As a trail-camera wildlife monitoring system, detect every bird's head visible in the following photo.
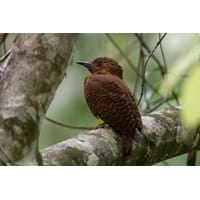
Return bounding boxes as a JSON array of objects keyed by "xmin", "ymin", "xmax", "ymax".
[{"xmin": 76, "ymin": 57, "xmax": 123, "ymax": 79}]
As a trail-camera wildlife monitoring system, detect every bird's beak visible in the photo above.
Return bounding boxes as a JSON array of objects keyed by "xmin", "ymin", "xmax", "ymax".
[{"xmin": 76, "ymin": 61, "xmax": 92, "ymax": 69}]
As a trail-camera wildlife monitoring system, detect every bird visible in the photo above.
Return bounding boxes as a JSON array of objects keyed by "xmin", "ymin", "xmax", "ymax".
[{"xmin": 77, "ymin": 57, "xmax": 142, "ymax": 157}]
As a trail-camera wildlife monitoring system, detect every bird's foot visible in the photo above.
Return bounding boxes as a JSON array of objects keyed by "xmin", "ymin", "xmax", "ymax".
[{"xmin": 95, "ymin": 122, "xmax": 110, "ymax": 129}]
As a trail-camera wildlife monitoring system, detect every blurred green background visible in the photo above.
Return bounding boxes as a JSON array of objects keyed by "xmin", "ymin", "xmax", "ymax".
[{"xmin": 2, "ymin": 34, "xmax": 198, "ymax": 165}]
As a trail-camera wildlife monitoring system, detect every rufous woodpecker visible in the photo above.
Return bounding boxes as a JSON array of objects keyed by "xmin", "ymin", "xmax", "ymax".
[{"xmin": 77, "ymin": 57, "xmax": 142, "ymax": 156}]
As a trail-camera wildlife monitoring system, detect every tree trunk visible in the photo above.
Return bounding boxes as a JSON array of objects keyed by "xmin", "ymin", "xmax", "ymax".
[{"xmin": 0, "ymin": 34, "xmax": 78, "ymax": 165}]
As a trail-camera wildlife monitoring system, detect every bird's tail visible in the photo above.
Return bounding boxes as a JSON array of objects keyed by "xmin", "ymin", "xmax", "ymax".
[{"xmin": 122, "ymin": 134, "xmax": 133, "ymax": 157}]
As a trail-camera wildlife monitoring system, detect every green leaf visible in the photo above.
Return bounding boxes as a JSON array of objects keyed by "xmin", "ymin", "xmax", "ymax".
[
  {"xmin": 160, "ymin": 44, "xmax": 200, "ymax": 96},
  {"xmin": 181, "ymin": 63, "xmax": 200, "ymax": 128}
]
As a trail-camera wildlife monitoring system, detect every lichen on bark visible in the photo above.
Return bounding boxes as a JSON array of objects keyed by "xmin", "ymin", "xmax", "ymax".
[
  {"xmin": 0, "ymin": 34, "xmax": 78, "ymax": 165},
  {"xmin": 41, "ymin": 107, "xmax": 200, "ymax": 166}
]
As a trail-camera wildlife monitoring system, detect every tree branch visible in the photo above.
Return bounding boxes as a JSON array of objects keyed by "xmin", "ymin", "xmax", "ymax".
[
  {"xmin": 0, "ymin": 33, "xmax": 8, "ymax": 47},
  {"xmin": 0, "ymin": 34, "xmax": 78, "ymax": 165},
  {"xmin": 41, "ymin": 107, "xmax": 200, "ymax": 165}
]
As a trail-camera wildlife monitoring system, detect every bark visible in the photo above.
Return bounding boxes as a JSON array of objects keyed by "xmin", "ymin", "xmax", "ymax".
[
  {"xmin": 0, "ymin": 33, "xmax": 8, "ymax": 60},
  {"xmin": 41, "ymin": 108, "xmax": 200, "ymax": 165},
  {"xmin": 0, "ymin": 33, "xmax": 7, "ymax": 46},
  {"xmin": 0, "ymin": 34, "xmax": 78, "ymax": 165}
]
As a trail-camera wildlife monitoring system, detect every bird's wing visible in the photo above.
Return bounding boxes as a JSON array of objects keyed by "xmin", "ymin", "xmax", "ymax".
[
  {"xmin": 127, "ymin": 91, "xmax": 143, "ymax": 131},
  {"xmin": 84, "ymin": 74, "xmax": 142, "ymax": 134}
]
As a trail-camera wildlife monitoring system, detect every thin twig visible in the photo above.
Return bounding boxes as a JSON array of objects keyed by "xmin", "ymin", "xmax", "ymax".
[
  {"xmin": 158, "ymin": 33, "xmax": 168, "ymax": 75},
  {"xmin": 144, "ymin": 33, "xmax": 167, "ymax": 72},
  {"xmin": 134, "ymin": 34, "xmax": 145, "ymax": 96},
  {"xmin": 3, "ymin": 42, "xmax": 6, "ymax": 54},
  {"xmin": 150, "ymin": 97, "xmax": 166, "ymax": 106},
  {"xmin": 106, "ymin": 33, "xmax": 173, "ymax": 108},
  {"xmin": 144, "ymin": 98, "xmax": 170, "ymax": 114},
  {"xmin": 105, "ymin": 33, "xmax": 137, "ymax": 72},
  {"xmin": 105, "ymin": 34, "xmax": 172, "ymax": 110},
  {"xmin": 45, "ymin": 116, "xmax": 94, "ymax": 130},
  {"xmin": 136, "ymin": 35, "xmax": 146, "ymax": 105},
  {"xmin": 137, "ymin": 34, "xmax": 167, "ymax": 105},
  {"xmin": 0, "ymin": 34, "xmax": 8, "ymax": 47},
  {"xmin": 0, "ymin": 48, "xmax": 12, "ymax": 80},
  {"xmin": 0, "ymin": 34, "xmax": 8, "ymax": 57},
  {"xmin": 159, "ymin": 33, "xmax": 180, "ymax": 105},
  {"xmin": 134, "ymin": 33, "xmax": 164, "ymax": 71},
  {"xmin": 0, "ymin": 48, "xmax": 11, "ymax": 63}
]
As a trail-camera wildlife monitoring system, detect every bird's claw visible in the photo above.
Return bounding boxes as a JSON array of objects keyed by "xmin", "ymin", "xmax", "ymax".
[{"xmin": 95, "ymin": 122, "xmax": 109, "ymax": 129}]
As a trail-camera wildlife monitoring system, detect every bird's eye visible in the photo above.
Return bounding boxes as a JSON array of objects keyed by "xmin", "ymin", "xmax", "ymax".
[
  {"xmin": 98, "ymin": 61, "xmax": 102, "ymax": 66},
  {"xmin": 93, "ymin": 59, "xmax": 102, "ymax": 66}
]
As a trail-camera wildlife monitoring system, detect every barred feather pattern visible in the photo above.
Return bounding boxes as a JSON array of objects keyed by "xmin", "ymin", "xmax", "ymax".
[{"xmin": 84, "ymin": 74, "xmax": 142, "ymax": 156}]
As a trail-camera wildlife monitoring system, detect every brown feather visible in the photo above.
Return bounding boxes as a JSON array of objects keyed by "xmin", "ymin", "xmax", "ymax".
[
  {"xmin": 84, "ymin": 74, "xmax": 142, "ymax": 155},
  {"xmin": 78, "ymin": 57, "xmax": 143, "ymax": 157}
]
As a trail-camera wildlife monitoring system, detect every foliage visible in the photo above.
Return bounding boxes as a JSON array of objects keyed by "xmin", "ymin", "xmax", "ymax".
[{"xmin": 181, "ymin": 63, "xmax": 200, "ymax": 128}]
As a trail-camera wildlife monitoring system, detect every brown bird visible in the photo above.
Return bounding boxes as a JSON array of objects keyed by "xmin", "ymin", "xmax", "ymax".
[{"xmin": 77, "ymin": 57, "xmax": 142, "ymax": 156}]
